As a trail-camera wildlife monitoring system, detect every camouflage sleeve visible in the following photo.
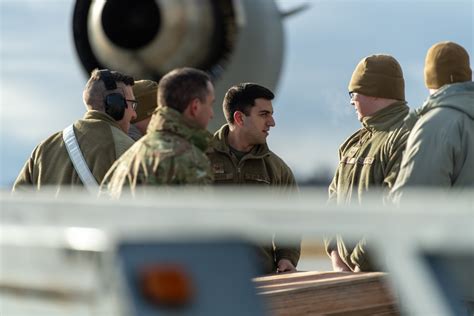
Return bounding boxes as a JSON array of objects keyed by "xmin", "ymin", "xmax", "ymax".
[
  {"xmin": 99, "ymin": 160, "xmax": 126, "ymax": 199},
  {"xmin": 99, "ymin": 142, "xmax": 213, "ymax": 199},
  {"xmin": 350, "ymin": 238, "xmax": 376, "ymax": 272},
  {"xmin": 151, "ymin": 150, "xmax": 213, "ymax": 185}
]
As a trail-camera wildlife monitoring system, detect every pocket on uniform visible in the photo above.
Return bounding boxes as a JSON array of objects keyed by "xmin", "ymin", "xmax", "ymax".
[
  {"xmin": 244, "ymin": 173, "xmax": 271, "ymax": 184},
  {"xmin": 340, "ymin": 156, "xmax": 356, "ymax": 165},
  {"xmin": 358, "ymin": 157, "xmax": 374, "ymax": 165},
  {"xmin": 340, "ymin": 156, "xmax": 374, "ymax": 165}
]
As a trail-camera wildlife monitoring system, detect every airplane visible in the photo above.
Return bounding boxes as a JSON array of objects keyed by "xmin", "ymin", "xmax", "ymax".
[
  {"xmin": 1, "ymin": 1, "xmax": 473, "ymax": 315},
  {"xmin": 2, "ymin": 0, "xmax": 470, "ymax": 188},
  {"xmin": 72, "ymin": 0, "xmax": 308, "ymax": 131}
]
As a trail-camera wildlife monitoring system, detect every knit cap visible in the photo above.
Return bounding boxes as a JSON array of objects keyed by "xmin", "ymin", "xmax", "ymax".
[
  {"xmin": 349, "ymin": 54, "xmax": 405, "ymax": 101},
  {"xmin": 424, "ymin": 41, "xmax": 472, "ymax": 89},
  {"xmin": 132, "ymin": 80, "xmax": 158, "ymax": 123}
]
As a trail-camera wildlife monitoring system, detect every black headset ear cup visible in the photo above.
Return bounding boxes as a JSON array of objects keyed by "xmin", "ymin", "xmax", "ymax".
[{"xmin": 105, "ymin": 93, "xmax": 127, "ymax": 121}]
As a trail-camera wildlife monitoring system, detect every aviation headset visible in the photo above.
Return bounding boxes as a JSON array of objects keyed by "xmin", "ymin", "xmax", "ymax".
[{"xmin": 100, "ymin": 69, "xmax": 128, "ymax": 121}]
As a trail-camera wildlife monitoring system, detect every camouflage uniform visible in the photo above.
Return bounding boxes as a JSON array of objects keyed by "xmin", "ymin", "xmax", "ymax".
[
  {"xmin": 326, "ymin": 101, "xmax": 411, "ymax": 271},
  {"xmin": 101, "ymin": 106, "xmax": 213, "ymax": 198}
]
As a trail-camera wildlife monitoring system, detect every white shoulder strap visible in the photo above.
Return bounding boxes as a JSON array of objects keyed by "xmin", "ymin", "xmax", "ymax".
[{"xmin": 62, "ymin": 124, "xmax": 99, "ymax": 193}]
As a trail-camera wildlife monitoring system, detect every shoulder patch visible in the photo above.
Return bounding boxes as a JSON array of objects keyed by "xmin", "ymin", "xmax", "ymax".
[{"xmin": 212, "ymin": 162, "xmax": 225, "ymax": 174}]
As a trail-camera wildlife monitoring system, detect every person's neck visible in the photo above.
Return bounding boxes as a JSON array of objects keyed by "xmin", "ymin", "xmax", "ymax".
[
  {"xmin": 117, "ymin": 120, "xmax": 128, "ymax": 133},
  {"xmin": 181, "ymin": 112, "xmax": 201, "ymax": 130},
  {"xmin": 227, "ymin": 127, "xmax": 253, "ymax": 152}
]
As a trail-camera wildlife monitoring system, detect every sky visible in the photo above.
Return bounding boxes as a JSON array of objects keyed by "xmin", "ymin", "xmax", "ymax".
[{"xmin": 0, "ymin": 0, "xmax": 473, "ymax": 188}]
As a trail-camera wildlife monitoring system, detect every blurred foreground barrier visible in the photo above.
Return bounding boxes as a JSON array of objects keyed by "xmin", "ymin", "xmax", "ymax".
[{"xmin": 1, "ymin": 188, "xmax": 473, "ymax": 315}]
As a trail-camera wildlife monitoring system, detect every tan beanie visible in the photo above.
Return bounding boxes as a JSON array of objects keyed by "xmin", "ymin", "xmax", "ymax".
[
  {"xmin": 132, "ymin": 80, "xmax": 158, "ymax": 123},
  {"xmin": 349, "ymin": 54, "xmax": 405, "ymax": 101},
  {"xmin": 424, "ymin": 41, "xmax": 472, "ymax": 89}
]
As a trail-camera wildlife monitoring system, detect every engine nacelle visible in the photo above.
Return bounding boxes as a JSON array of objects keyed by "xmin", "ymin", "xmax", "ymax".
[{"xmin": 73, "ymin": 0, "xmax": 284, "ymax": 130}]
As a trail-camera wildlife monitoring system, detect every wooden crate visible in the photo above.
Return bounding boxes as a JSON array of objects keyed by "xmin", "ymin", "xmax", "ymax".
[{"xmin": 254, "ymin": 271, "xmax": 399, "ymax": 315}]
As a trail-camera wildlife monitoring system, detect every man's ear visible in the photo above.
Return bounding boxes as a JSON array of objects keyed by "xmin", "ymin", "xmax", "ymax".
[
  {"xmin": 233, "ymin": 111, "xmax": 244, "ymax": 126},
  {"xmin": 189, "ymin": 98, "xmax": 201, "ymax": 117}
]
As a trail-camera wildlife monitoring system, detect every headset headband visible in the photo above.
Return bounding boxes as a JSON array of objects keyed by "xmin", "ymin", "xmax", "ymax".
[{"xmin": 99, "ymin": 69, "xmax": 117, "ymax": 90}]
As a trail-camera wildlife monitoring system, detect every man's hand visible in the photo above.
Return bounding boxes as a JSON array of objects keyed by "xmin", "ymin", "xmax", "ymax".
[
  {"xmin": 277, "ymin": 259, "xmax": 297, "ymax": 273},
  {"xmin": 330, "ymin": 250, "xmax": 351, "ymax": 272}
]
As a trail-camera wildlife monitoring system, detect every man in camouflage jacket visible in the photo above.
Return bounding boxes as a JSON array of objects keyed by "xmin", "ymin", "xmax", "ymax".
[{"xmin": 102, "ymin": 68, "xmax": 215, "ymax": 197}]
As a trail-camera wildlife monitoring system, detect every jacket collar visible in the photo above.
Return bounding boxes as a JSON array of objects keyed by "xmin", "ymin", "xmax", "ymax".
[
  {"xmin": 212, "ymin": 124, "xmax": 270, "ymax": 158},
  {"xmin": 147, "ymin": 106, "xmax": 212, "ymax": 151},
  {"xmin": 419, "ymin": 81, "xmax": 474, "ymax": 119},
  {"xmin": 361, "ymin": 101, "xmax": 409, "ymax": 132},
  {"xmin": 405, "ymin": 81, "xmax": 474, "ymax": 129},
  {"xmin": 83, "ymin": 110, "xmax": 123, "ymax": 130}
]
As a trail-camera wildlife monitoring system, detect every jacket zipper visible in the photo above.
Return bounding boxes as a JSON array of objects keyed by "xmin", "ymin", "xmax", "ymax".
[{"xmin": 218, "ymin": 148, "xmax": 267, "ymax": 184}]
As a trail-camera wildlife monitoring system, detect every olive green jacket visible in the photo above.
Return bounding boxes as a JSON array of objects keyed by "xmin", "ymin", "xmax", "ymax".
[
  {"xmin": 13, "ymin": 111, "xmax": 134, "ymax": 192},
  {"xmin": 101, "ymin": 107, "xmax": 213, "ymax": 198},
  {"xmin": 392, "ymin": 81, "xmax": 474, "ymax": 198},
  {"xmin": 326, "ymin": 101, "xmax": 411, "ymax": 271},
  {"xmin": 207, "ymin": 124, "xmax": 301, "ymax": 274}
]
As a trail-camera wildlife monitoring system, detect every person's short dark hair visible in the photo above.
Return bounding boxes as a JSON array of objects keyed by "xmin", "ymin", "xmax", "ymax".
[
  {"xmin": 223, "ymin": 83, "xmax": 274, "ymax": 124},
  {"xmin": 157, "ymin": 67, "xmax": 211, "ymax": 113}
]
